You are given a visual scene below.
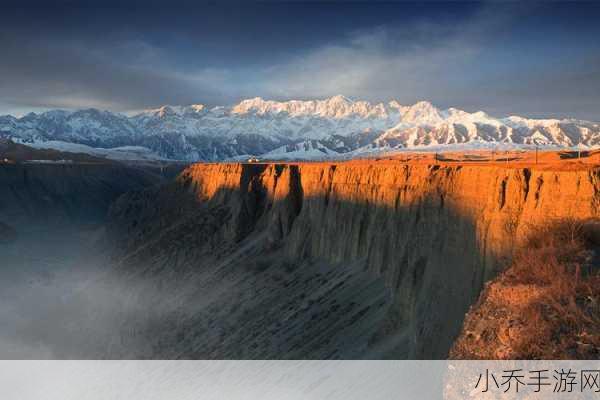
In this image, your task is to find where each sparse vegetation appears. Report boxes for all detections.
[451,219,600,359]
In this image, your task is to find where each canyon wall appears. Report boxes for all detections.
[110,161,600,358]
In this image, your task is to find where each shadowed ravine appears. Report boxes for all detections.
[0,163,162,357]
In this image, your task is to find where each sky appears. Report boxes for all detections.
[1,0,600,120]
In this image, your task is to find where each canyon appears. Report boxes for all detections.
[105,159,600,358]
[1,153,598,358]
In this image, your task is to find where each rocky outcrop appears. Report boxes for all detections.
[450,220,600,359]
[108,161,600,358]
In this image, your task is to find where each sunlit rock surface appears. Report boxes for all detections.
[107,161,600,358]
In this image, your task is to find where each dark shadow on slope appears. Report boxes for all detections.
[0,163,160,227]
[0,163,163,358]
[0,162,533,359]
[103,163,496,359]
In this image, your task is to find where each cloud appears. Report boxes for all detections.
[255,3,524,107]
[0,32,235,111]
[0,2,520,112]
[259,27,479,104]
[470,55,600,120]
[248,3,599,120]
[0,2,599,120]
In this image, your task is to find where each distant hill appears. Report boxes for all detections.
[0,138,110,163]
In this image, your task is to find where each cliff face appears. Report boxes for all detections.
[108,161,600,358]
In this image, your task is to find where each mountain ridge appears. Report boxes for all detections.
[1,96,599,161]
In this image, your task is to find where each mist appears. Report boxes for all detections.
[0,224,144,357]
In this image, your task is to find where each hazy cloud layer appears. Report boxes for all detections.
[0,32,234,112]
[1,1,599,119]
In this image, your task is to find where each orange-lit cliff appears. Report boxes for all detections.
[109,161,600,358]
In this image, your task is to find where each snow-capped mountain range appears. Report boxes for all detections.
[1,95,598,161]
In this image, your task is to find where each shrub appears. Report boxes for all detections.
[450,219,600,359]
[507,219,599,358]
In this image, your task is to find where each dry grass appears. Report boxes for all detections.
[508,220,594,285]
[508,220,600,358]
[450,219,600,359]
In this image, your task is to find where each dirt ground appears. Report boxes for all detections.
[383,148,600,171]
[231,149,600,172]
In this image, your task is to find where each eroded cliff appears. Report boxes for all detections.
[108,161,600,358]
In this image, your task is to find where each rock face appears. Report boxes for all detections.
[108,161,600,358]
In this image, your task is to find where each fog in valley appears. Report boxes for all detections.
[1,225,114,357]
[0,164,391,359]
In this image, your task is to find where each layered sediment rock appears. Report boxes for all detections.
[109,161,600,358]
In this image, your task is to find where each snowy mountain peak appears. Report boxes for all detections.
[1,95,599,162]
[412,100,436,109]
[231,95,397,119]
[43,109,72,120]
[230,97,269,114]
[139,105,177,119]
[388,100,406,110]
[401,101,444,125]
[138,104,206,118]
[327,94,353,104]
[503,115,563,128]
[182,104,206,114]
